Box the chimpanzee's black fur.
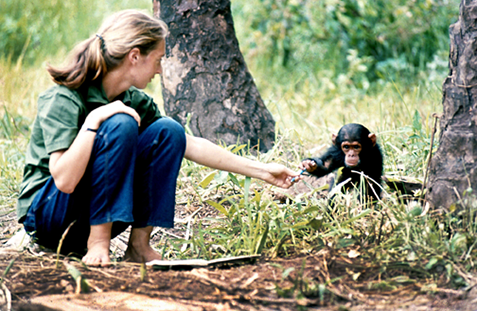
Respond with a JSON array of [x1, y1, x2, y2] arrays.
[[306, 123, 383, 201]]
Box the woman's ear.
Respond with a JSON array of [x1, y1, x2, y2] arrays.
[[127, 48, 141, 64]]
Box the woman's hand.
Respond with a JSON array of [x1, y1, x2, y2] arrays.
[[50, 101, 140, 193], [83, 100, 141, 129], [260, 163, 301, 189], [184, 135, 300, 189]]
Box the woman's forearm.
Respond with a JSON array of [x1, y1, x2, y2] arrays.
[[49, 101, 141, 193], [184, 135, 264, 178], [184, 135, 298, 188], [49, 130, 96, 193]]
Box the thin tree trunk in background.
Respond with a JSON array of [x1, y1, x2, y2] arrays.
[[153, 0, 276, 152], [427, 1, 477, 208]]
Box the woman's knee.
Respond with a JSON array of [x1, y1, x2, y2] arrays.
[[153, 118, 186, 148], [100, 113, 139, 131], [99, 113, 139, 143]]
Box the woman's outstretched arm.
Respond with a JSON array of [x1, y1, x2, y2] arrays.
[[184, 134, 299, 189]]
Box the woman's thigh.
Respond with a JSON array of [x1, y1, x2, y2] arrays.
[[133, 117, 186, 228]]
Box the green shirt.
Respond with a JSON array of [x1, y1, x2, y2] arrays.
[[16, 82, 162, 222]]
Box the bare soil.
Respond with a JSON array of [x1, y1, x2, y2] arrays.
[[1, 247, 476, 311], [1, 182, 476, 311]]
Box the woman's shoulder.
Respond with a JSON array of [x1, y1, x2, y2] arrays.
[[39, 84, 83, 102], [126, 86, 151, 99], [37, 85, 85, 110], [125, 86, 156, 108]]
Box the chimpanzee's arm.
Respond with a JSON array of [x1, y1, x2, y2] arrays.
[[304, 147, 343, 178], [305, 158, 331, 177]]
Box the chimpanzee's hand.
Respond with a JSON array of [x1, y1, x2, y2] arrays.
[[299, 159, 318, 173]]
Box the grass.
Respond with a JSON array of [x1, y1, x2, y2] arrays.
[[2, 30, 473, 290], [1, 0, 476, 304]]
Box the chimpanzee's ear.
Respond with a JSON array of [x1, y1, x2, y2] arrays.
[[368, 133, 377, 147], [332, 133, 338, 145]]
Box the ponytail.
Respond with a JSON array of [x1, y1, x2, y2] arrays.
[[46, 10, 168, 89], [47, 35, 107, 89]]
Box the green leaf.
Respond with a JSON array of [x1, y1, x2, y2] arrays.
[[243, 176, 251, 204], [390, 275, 411, 283], [0, 259, 15, 286], [302, 206, 320, 214], [228, 172, 242, 188], [199, 171, 216, 188], [206, 200, 228, 217], [231, 144, 247, 153], [255, 220, 269, 254], [409, 206, 422, 217], [307, 216, 323, 230], [337, 238, 355, 249], [65, 263, 89, 293], [214, 171, 229, 184], [291, 221, 309, 229], [282, 267, 295, 279], [342, 209, 372, 225], [412, 110, 422, 131], [426, 257, 438, 270]]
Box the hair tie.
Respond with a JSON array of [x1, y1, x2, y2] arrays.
[[95, 33, 104, 42], [95, 33, 106, 53]]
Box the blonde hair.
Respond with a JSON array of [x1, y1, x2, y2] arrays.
[[47, 10, 168, 89]]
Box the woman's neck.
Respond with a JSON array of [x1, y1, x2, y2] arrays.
[[102, 67, 131, 101]]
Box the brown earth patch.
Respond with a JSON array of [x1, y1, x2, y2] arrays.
[[1, 183, 476, 310], [1, 245, 476, 310]]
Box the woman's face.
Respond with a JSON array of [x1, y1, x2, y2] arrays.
[[131, 40, 165, 89]]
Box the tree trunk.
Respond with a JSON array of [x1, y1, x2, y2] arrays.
[[153, 0, 276, 152], [427, 1, 477, 208]]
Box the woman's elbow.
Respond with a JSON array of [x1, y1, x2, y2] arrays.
[[184, 135, 200, 160], [52, 175, 77, 194]]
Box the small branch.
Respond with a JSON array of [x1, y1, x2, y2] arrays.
[[422, 113, 441, 202]]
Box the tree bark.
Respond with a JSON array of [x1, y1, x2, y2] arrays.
[[427, 1, 477, 208], [153, 0, 276, 152]]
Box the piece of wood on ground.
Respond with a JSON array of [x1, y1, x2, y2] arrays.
[[28, 291, 204, 311], [147, 255, 261, 270]]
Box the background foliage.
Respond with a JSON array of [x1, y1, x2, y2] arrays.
[[0, 0, 151, 65], [233, 0, 457, 90]]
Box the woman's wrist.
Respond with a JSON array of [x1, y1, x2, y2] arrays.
[[80, 124, 99, 133]]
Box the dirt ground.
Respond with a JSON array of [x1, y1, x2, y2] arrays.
[[1, 183, 477, 311], [1, 246, 476, 311]]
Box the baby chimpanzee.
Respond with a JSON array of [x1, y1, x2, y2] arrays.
[[300, 123, 383, 202]]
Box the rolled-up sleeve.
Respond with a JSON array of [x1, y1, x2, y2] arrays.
[[38, 91, 82, 154]]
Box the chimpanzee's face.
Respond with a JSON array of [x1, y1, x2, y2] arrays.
[[333, 123, 375, 168], [341, 140, 362, 167]]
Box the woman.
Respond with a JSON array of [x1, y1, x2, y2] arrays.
[[16, 10, 299, 266]]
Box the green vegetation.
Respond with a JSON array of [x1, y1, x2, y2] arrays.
[[1, 0, 474, 302], [0, 0, 151, 65], [232, 0, 457, 90]]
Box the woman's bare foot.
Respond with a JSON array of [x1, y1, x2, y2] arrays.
[[82, 223, 112, 267], [124, 226, 162, 263]]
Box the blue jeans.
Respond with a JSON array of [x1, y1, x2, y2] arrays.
[[23, 114, 186, 255]]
